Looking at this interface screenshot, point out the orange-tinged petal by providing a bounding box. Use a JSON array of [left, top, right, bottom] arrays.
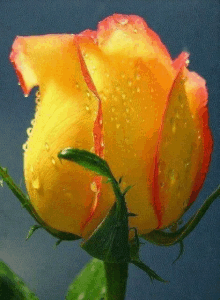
[[78, 14, 176, 235], [10, 35, 103, 237], [184, 72, 213, 207], [154, 55, 212, 229]]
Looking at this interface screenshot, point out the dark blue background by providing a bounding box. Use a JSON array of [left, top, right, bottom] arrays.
[[0, 1, 219, 299]]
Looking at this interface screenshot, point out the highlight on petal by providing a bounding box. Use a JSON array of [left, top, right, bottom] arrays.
[[153, 55, 212, 229]]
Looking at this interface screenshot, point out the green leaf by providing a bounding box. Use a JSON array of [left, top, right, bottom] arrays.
[[58, 148, 113, 179], [65, 258, 106, 300], [0, 260, 39, 299]]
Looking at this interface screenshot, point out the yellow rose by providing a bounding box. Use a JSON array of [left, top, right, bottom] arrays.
[[10, 14, 213, 239]]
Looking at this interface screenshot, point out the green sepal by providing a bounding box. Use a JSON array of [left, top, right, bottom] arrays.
[[131, 260, 168, 283], [0, 260, 39, 299], [58, 148, 113, 179], [0, 166, 81, 242], [129, 228, 167, 283], [122, 185, 133, 196], [142, 184, 220, 247], [81, 202, 130, 263], [26, 225, 42, 241], [172, 241, 184, 264]]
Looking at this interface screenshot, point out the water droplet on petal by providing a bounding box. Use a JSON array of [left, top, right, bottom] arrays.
[[22, 142, 28, 151], [137, 87, 140, 93], [90, 181, 98, 193], [86, 91, 90, 98], [136, 74, 141, 80], [51, 157, 56, 165], [30, 119, 35, 126], [116, 124, 120, 129], [86, 105, 90, 111], [32, 177, 40, 190], [128, 80, 132, 87], [133, 29, 138, 33], [26, 127, 32, 136], [45, 143, 49, 151], [111, 107, 115, 112], [119, 19, 128, 25], [126, 108, 129, 113], [24, 94, 28, 98]]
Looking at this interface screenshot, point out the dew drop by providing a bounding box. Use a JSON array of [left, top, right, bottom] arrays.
[[24, 94, 28, 98], [18, 82, 21, 86], [45, 143, 49, 151], [169, 169, 177, 185], [22, 142, 28, 151], [121, 73, 125, 78], [133, 29, 138, 33], [136, 87, 140, 93], [30, 119, 35, 126], [86, 91, 90, 98], [126, 108, 129, 113], [160, 182, 165, 188], [26, 127, 32, 136], [116, 124, 120, 129], [36, 91, 40, 98], [99, 119, 103, 125], [111, 107, 115, 112], [78, 292, 85, 300], [76, 83, 79, 89], [128, 80, 132, 87], [90, 147, 94, 153], [119, 19, 128, 25], [86, 105, 90, 111], [122, 94, 126, 99], [172, 123, 176, 134], [101, 287, 106, 294], [198, 135, 201, 140], [176, 112, 180, 119], [51, 157, 56, 165], [136, 74, 141, 80], [32, 177, 40, 190], [116, 86, 120, 92], [90, 181, 98, 193]]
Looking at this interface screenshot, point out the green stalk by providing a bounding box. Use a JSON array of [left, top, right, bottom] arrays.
[[104, 262, 128, 300]]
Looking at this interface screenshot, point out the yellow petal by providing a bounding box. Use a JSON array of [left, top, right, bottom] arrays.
[[11, 35, 102, 236]]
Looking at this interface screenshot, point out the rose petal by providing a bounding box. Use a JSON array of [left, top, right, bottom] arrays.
[[78, 14, 176, 234], [10, 34, 102, 236], [154, 55, 212, 228]]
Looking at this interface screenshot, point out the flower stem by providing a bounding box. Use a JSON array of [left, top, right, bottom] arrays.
[[104, 262, 128, 300]]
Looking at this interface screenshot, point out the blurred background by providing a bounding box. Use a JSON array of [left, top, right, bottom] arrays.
[[0, 0, 219, 299]]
